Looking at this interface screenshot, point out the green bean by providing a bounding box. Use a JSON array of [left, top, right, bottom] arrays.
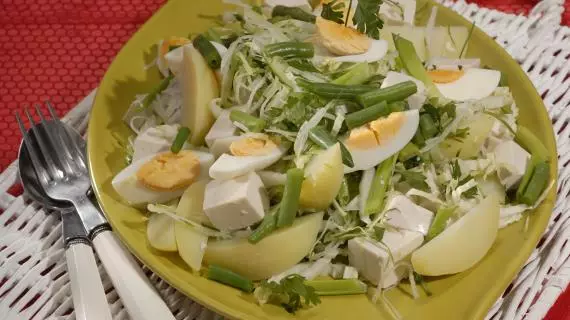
[[276, 168, 305, 228], [356, 81, 417, 107], [520, 162, 550, 205], [345, 101, 390, 129], [248, 206, 279, 244], [398, 143, 420, 162], [221, 54, 240, 107], [272, 5, 317, 23], [264, 42, 314, 59], [229, 110, 266, 132], [288, 59, 319, 72], [308, 126, 354, 167], [170, 126, 190, 153], [139, 74, 174, 110], [516, 155, 540, 202], [192, 34, 222, 69], [419, 114, 438, 139], [392, 34, 441, 97], [389, 101, 408, 112], [298, 79, 377, 100], [426, 206, 456, 241], [305, 279, 367, 296], [332, 63, 372, 85], [207, 265, 254, 292], [364, 155, 398, 216], [515, 126, 549, 162]]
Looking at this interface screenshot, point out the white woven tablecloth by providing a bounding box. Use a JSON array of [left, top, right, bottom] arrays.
[[1, 1, 569, 319]]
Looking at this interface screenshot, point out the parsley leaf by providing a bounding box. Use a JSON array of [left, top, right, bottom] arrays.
[[256, 274, 321, 314], [400, 170, 430, 191], [321, 0, 345, 24], [352, 0, 384, 39]]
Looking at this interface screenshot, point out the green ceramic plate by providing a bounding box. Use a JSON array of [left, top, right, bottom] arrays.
[[88, 1, 558, 319]]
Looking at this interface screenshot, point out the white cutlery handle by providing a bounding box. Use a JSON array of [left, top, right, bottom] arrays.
[[92, 230, 175, 320], [66, 241, 113, 320]]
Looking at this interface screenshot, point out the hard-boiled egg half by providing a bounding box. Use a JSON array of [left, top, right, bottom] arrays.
[[156, 37, 228, 77], [209, 133, 287, 180], [343, 110, 419, 173], [113, 150, 214, 206], [427, 68, 501, 101], [132, 124, 181, 162], [314, 17, 388, 63]]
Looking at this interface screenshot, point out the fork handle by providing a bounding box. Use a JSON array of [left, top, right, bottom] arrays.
[[66, 240, 113, 320], [92, 230, 176, 320]]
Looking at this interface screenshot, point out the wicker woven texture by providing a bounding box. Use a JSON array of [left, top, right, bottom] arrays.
[[0, 1, 569, 319]]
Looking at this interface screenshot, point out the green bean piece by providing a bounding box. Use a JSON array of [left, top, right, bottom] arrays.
[[419, 114, 438, 139], [308, 126, 354, 167], [389, 101, 408, 112], [520, 162, 550, 205], [221, 54, 240, 107], [398, 143, 420, 162], [332, 63, 372, 85], [229, 110, 266, 132], [192, 34, 222, 69], [272, 5, 317, 23], [305, 279, 367, 296], [207, 265, 254, 292], [426, 206, 456, 241], [298, 79, 377, 100], [515, 126, 549, 162], [264, 42, 315, 59], [170, 127, 191, 153], [139, 74, 174, 111], [516, 155, 540, 201], [345, 101, 390, 129], [276, 168, 305, 228], [364, 155, 398, 216], [392, 34, 441, 97], [288, 59, 319, 72], [356, 81, 417, 107], [248, 206, 279, 244]]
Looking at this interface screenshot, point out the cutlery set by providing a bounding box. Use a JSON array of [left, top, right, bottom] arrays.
[[15, 103, 176, 320]]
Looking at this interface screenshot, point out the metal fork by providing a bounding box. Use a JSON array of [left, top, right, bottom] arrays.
[[16, 103, 175, 320]]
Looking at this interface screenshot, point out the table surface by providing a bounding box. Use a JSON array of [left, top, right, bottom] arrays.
[[0, 0, 569, 319]]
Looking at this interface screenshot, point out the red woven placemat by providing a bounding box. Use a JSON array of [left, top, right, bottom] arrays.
[[0, 0, 569, 319]]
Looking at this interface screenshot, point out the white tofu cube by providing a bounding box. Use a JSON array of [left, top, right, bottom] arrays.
[[342, 266, 359, 279], [381, 72, 426, 110], [204, 110, 237, 148], [203, 172, 268, 231], [348, 230, 423, 288], [132, 125, 179, 162], [493, 140, 530, 189], [384, 195, 434, 236]]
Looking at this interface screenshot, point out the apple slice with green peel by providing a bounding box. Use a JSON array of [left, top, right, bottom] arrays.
[[146, 213, 177, 252], [300, 143, 344, 210], [176, 180, 212, 226], [180, 46, 219, 145], [204, 212, 323, 280], [411, 195, 500, 276], [175, 222, 208, 272]]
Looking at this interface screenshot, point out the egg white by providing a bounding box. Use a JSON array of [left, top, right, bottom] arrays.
[[112, 150, 214, 206], [327, 39, 389, 63], [435, 68, 501, 101], [209, 146, 286, 180], [344, 110, 420, 173]]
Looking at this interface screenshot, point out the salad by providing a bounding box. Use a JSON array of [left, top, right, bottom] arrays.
[[111, 0, 553, 316]]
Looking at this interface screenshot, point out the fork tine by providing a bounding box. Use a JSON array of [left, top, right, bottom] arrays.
[[35, 104, 76, 175], [16, 112, 50, 186], [46, 101, 87, 171], [24, 107, 63, 181]]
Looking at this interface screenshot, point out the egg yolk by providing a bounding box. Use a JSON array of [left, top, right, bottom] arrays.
[[346, 112, 405, 149], [136, 150, 200, 191], [427, 69, 465, 84], [230, 135, 278, 156], [316, 17, 371, 55]]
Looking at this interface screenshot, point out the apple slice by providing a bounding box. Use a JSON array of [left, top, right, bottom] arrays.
[[180, 46, 219, 145], [146, 213, 177, 252], [300, 143, 344, 210], [411, 195, 500, 276], [176, 180, 212, 226], [204, 212, 323, 280], [175, 222, 208, 272]]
